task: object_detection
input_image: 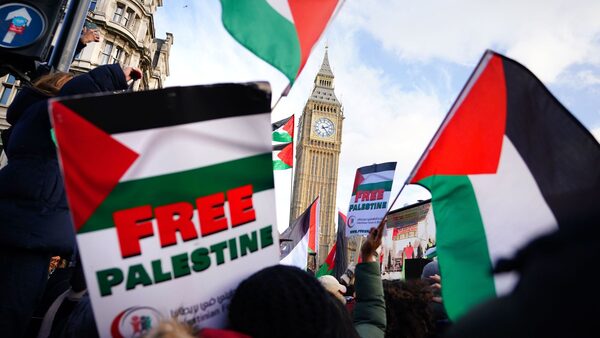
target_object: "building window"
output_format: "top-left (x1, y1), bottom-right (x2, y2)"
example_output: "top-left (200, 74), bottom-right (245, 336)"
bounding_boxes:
top-left (89, 0), bottom-right (97, 12)
top-left (123, 9), bottom-right (134, 27)
top-left (100, 41), bottom-right (113, 65)
top-left (112, 4), bottom-right (125, 23)
top-left (113, 47), bottom-right (123, 64)
top-left (0, 74), bottom-right (17, 106)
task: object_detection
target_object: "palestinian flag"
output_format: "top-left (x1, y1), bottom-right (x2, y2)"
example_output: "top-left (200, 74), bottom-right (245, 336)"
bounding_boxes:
top-left (272, 115), bottom-right (294, 170)
top-left (272, 115), bottom-right (294, 143)
top-left (280, 196), bottom-right (319, 269)
top-left (49, 83), bottom-right (274, 234)
top-left (220, 0), bottom-right (341, 84)
top-left (316, 211), bottom-right (348, 279)
top-left (409, 51), bottom-right (600, 320)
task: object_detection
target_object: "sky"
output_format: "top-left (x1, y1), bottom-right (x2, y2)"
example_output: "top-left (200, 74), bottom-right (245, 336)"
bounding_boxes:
top-left (155, 0), bottom-right (600, 232)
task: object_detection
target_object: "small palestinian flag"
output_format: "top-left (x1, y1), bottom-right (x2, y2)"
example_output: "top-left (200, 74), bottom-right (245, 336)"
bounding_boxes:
top-left (272, 115), bottom-right (294, 143)
top-left (220, 0), bottom-right (342, 84)
top-left (280, 196), bottom-right (319, 269)
top-left (409, 50), bottom-right (600, 320)
top-left (316, 211), bottom-right (348, 279)
top-left (272, 115), bottom-right (294, 170)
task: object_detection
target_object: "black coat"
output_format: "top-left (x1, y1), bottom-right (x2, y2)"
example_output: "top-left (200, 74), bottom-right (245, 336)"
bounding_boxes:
top-left (0, 64), bottom-right (127, 255)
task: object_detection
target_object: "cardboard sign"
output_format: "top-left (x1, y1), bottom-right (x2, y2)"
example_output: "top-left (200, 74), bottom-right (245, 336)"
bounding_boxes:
top-left (50, 83), bottom-right (279, 337)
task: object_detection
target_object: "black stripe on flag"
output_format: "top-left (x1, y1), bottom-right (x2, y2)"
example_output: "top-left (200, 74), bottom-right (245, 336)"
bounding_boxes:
top-left (501, 55), bottom-right (600, 228)
top-left (273, 143), bottom-right (289, 151)
top-left (358, 162), bottom-right (397, 175)
top-left (57, 82), bottom-right (272, 134)
top-left (272, 116), bottom-right (292, 131)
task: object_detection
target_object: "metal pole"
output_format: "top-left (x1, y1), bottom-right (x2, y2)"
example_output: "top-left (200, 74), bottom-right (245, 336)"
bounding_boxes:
top-left (49, 0), bottom-right (92, 72)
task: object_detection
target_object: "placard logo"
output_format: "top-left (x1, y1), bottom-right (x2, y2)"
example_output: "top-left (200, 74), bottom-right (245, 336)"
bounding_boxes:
top-left (347, 216), bottom-right (356, 228)
top-left (111, 306), bottom-right (162, 338)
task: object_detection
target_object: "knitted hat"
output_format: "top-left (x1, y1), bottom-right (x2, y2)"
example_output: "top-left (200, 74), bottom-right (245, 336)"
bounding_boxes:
top-left (228, 265), bottom-right (354, 338)
top-left (318, 275), bottom-right (347, 304)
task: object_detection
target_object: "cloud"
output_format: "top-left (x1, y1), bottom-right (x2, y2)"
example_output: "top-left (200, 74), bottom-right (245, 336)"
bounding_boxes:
top-left (592, 127), bottom-right (600, 142)
top-left (344, 0), bottom-right (600, 83)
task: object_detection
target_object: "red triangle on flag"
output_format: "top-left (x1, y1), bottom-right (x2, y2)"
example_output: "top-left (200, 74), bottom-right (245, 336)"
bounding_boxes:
top-left (282, 115), bottom-right (294, 138)
top-left (51, 101), bottom-right (139, 231)
top-left (278, 143), bottom-right (294, 167)
top-left (351, 170), bottom-right (365, 195)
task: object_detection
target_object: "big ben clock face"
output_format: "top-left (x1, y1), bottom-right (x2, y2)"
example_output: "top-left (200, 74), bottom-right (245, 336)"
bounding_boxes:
top-left (314, 117), bottom-right (335, 137)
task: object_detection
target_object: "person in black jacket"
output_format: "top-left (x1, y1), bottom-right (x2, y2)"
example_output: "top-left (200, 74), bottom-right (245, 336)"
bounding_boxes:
top-left (0, 64), bottom-right (141, 338)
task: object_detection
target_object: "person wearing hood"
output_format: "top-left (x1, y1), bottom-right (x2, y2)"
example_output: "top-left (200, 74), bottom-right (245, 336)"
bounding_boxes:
top-left (0, 64), bottom-right (141, 337)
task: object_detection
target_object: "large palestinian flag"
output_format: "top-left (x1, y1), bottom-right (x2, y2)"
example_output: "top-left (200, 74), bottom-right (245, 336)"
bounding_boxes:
top-left (409, 51), bottom-right (600, 320)
top-left (49, 83), bottom-right (281, 335)
top-left (280, 196), bottom-right (319, 269)
top-left (220, 0), bottom-right (341, 83)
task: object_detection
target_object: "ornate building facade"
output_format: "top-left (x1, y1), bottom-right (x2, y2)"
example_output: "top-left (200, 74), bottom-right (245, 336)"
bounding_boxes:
top-left (0, 0), bottom-right (172, 154)
top-left (290, 49), bottom-right (344, 265)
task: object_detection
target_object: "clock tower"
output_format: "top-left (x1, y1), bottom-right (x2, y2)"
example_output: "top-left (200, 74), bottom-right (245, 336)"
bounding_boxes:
top-left (290, 48), bottom-right (344, 265)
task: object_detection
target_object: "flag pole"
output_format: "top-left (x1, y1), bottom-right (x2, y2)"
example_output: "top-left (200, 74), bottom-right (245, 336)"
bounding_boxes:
top-left (271, 83), bottom-right (291, 111)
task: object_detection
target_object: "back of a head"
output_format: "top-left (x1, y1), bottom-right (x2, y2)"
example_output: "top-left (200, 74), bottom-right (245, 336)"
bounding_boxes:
top-left (383, 279), bottom-right (435, 338)
top-left (32, 72), bottom-right (74, 96)
top-left (228, 265), bottom-right (358, 338)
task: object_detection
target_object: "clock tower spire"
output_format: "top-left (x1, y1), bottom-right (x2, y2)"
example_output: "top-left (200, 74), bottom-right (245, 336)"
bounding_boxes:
top-left (290, 48), bottom-right (344, 266)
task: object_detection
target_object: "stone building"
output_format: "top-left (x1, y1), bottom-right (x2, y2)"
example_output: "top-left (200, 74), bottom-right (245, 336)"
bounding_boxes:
top-left (0, 0), bottom-right (172, 153)
top-left (290, 48), bottom-right (344, 265)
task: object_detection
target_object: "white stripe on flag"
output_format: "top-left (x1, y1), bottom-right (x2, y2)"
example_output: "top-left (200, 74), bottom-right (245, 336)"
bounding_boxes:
top-left (469, 136), bottom-right (558, 295)
top-left (280, 234), bottom-right (308, 269)
top-left (114, 114), bottom-right (272, 182)
top-left (266, 0), bottom-right (295, 23)
top-left (361, 170), bottom-right (396, 185)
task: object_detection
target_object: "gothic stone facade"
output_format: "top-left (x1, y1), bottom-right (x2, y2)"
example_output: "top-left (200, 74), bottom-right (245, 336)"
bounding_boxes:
top-left (290, 49), bottom-right (344, 265)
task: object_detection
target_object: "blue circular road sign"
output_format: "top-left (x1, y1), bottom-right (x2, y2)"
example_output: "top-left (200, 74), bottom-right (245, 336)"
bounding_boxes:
top-left (0, 3), bottom-right (46, 49)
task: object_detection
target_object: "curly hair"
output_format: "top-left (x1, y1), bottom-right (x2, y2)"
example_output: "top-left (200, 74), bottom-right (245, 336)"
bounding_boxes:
top-left (383, 279), bottom-right (435, 338)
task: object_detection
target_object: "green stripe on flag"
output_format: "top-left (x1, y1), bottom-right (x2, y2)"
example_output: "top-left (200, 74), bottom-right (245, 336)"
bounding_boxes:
top-left (272, 132), bottom-right (293, 143)
top-left (418, 175), bottom-right (496, 320)
top-left (273, 160), bottom-right (292, 170)
top-left (355, 181), bottom-right (393, 192)
top-left (81, 153), bottom-right (274, 234)
top-left (315, 263), bottom-right (333, 278)
top-left (220, 0), bottom-right (301, 83)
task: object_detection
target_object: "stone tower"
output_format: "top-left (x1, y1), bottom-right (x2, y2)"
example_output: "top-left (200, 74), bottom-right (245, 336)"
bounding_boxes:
top-left (290, 48), bottom-right (343, 265)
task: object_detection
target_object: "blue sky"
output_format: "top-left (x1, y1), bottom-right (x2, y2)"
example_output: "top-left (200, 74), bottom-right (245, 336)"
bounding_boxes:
top-left (155, 0), bottom-right (600, 231)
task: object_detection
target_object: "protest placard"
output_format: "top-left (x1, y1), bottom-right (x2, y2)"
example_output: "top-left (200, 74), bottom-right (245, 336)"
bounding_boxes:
top-left (346, 162), bottom-right (397, 237)
top-left (50, 82), bottom-right (279, 337)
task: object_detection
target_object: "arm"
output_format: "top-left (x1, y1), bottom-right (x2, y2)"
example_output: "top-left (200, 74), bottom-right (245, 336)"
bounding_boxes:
top-left (353, 220), bottom-right (387, 338)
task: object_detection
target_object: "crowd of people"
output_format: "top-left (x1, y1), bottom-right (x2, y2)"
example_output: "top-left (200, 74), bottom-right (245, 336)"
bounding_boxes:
top-left (1, 23), bottom-right (597, 338)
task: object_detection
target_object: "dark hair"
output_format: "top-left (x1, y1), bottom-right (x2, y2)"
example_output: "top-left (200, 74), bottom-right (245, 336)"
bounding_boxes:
top-left (228, 265), bottom-right (359, 338)
top-left (383, 279), bottom-right (435, 338)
